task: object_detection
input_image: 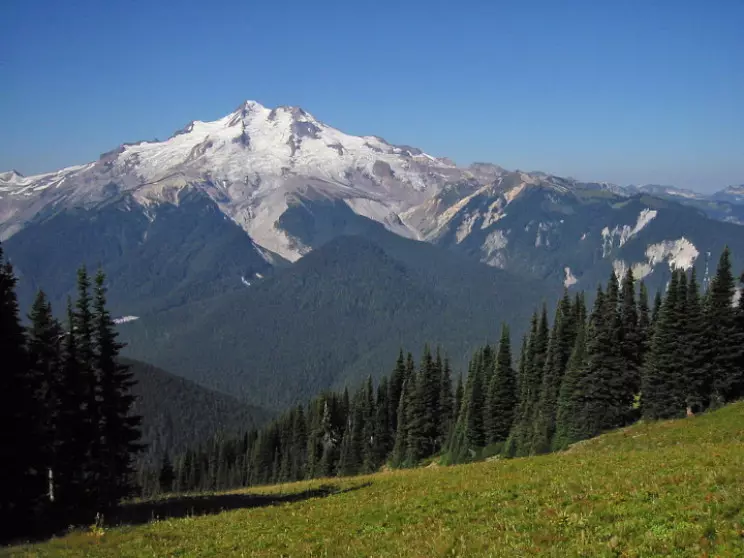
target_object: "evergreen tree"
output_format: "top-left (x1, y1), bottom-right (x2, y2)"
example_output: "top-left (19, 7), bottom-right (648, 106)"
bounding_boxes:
top-left (506, 307), bottom-right (548, 457)
top-left (291, 405), bottom-right (307, 481)
top-left (463, 349), bottom-right (486, 449)
top-left (438, 356), bottom-right (454, 444)
top-left (683, 268), bottom-right (709, 413)
top-left (73, 267), bottom-right (100, 508)
top-left (619, 269), bottom-right (642, 411)
top-left (54, 299), bottom-right (90, 519)
top-left (27, 291), bottom-right (63, 514)
top-left (643, 270), bottom-right (687, 419)
top-left (361, 376), bottom-right (377, 473)
top-left (373, 377), bottom-right (393, 465)
top-left (407, 346), bottom-right (440, 462)
top-left (158, 453), bottom-right (175, 494)
top-left (454, 373), bottom-right (464, 420)
top-left (553, 313), bottom-right (588, 450)
top-left (317, 400), bottom-right (338, 477)
top-left (532, 292), bottom-right (575, 454)
top-left (388, 350), bottom-right (406, 435)
top-left (579, 276), bottom-right (633, 436)
top-left (652, 290), bottom-right (663, 325)
top-left (705, 248), bottom-right (744, 404)
top-left (391, 377), bottom-right (411, 467)
top-left (638, 281), bottom-right (651, 366)
top-left (0, 246), bottom-right (41, 538)
top-left (94, 270), bottom-right (143, 509)
top-left (485, 324), bottom-right (517, 444)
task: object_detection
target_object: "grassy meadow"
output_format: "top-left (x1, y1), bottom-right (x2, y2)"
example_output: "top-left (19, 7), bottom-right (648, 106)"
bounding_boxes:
top-left (6, 402), bottom-right (744, 557)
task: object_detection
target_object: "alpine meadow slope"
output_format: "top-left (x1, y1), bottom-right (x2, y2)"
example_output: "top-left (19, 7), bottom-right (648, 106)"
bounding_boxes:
top-left (10, 402), bottom-right (744, 557)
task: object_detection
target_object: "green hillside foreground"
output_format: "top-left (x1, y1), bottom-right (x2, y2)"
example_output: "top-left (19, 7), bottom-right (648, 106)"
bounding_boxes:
top-left (8, 403), bottom-right (744, 557)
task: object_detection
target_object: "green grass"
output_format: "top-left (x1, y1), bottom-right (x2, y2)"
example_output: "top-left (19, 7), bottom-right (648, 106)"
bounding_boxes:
top-left (7, 403), bottom-right (744, 557)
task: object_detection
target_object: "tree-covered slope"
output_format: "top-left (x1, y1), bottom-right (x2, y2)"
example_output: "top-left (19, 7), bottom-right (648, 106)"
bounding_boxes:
top-left (3, 190), bottom-right (280, 317)
top-left (126, 359), bottom-right (271, 466)
top-left (121, 228), bottom-right (552, 409)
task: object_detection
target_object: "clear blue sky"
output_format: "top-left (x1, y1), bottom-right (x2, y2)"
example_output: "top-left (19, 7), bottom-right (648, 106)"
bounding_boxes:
top-left (1, 0), bottom-right (742, 191)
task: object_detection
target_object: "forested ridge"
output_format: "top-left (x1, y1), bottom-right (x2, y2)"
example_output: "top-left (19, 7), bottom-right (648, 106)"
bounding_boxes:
top-left (147, 248), bottom-right (744, 496)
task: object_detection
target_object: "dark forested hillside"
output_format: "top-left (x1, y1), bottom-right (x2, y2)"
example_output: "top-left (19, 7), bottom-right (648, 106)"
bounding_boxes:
top-left (126, 359), bottom-right (271, 466)
top-left (122, 228), bottom-right (554, 409)
top-left (4, 191), bottom-right (281, 317)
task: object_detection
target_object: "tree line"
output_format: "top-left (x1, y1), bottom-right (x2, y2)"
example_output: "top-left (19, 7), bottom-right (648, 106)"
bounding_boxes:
top-left (0, 245), bottom-right (142, 542)
top-left (149, 248), bottom-right (744, 496)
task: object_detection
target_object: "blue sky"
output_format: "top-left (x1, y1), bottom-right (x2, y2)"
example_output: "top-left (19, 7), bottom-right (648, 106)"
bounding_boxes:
top-left (1, 0), bottom-right (742, 191)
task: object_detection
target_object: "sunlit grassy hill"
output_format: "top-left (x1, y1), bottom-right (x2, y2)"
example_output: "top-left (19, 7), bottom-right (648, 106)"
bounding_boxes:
top-left (8, 403), bottom-right (744, 557)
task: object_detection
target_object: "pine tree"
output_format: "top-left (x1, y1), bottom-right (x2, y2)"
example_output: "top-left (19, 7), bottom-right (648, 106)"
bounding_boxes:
top-left (391, 377), bottom-right (411, 467)
top-left (683, 268), bottom-right (709, 413)
top-left (291, 405), bottom-right (307, 481)
top-left (643, 270), bottom-right (687, 419)
top-left (361, 376), bottom-right (377, 473)
top-left (0, 246), bottom-right (41, 538)
top-left (54, 299), bottom-right (90, 520)
top-left (94, 270), bottom-right (143, 509)
top-left (532, 292), bottom-right (575, 454)
top-left (73, 267), bottom-right (100, 509)
top-left (486, 324), bottom-right (517, 444)
top-left (373, 377), bottom-right (393, 465)
top-left (619, 269), bottom-right (642, 415)
top-left (317, 400), bottom-right (338, 477)
top-left (463, 349), bottom-right (486, 449)
top-left (27, 291), bottom-right (64, 511)
top-left (438, 357), bottom-right (454, 445)
top-left (388, 350), bottom-right (406, 435)
top-left (652, 290), bottom-right (663, 325)
top-left (705, 248), bottom-right (744, 404)
top-left (553, 314), bottom-right (588, 450)
top-left (454, 373), bottom-right (464, 420)
top-left (579, 273), bottom-right (636, 436)
top-left (506, 307), bottom-right (548, 457)
top-left (407, 346), bottom-right (440, 462)
top-left (638, 281), bottom-right (651, 367)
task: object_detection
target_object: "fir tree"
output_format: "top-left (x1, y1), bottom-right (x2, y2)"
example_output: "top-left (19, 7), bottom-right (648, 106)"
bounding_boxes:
top-left (0, 246), bottom-right (41, 537)
top-left (373, 377), bottom-right (393, 465)
top-left (94, 270), bottom-right (143, 509)
top-left (637, 281), bottom-right (651, 366)
top-left (463, 349), bottom-right (486, 449)
top-left (391, 377), bottom-right (411, 468)
top-left (705, 248), bottom-right (744, 404)
top-left (454, 373), bottom-right (464, 420)
top-left (619, 269), bottom-right (642, 411)
top-left (553, 314), bottom-right (588, 450)
top-left (486, 324), bottom-right (517, 444)
top-left (407, 346), bottom-right (440, 462)
top-left (388, 350), bottom-right (406, 435)
top-left (683, 268), bottom-right (709, 413)
top-left (532, 292), bottom-right (575, 454)
top-left (438, 356), bottom-right (454, 444)
top-left (27, 291), bottom-right (64, 512)
top-left (643, 270), bottom-right (687, 419)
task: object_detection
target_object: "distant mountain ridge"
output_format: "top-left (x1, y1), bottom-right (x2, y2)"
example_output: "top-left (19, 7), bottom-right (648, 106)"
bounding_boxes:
top-left (2, 100), bottom-right (743, 409)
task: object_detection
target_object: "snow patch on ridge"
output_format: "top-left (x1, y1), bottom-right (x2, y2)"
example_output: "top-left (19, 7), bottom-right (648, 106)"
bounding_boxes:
top-left (646, 238), bottom-right (699, 270)
top-left (612, 237), bottom-right (699, 282)
top-left (564, 267), bottom-right (578, 287)
top-left (601, 208), bottom-right (658, 256)
top-left (113, 316), bottom-right (139, 325)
